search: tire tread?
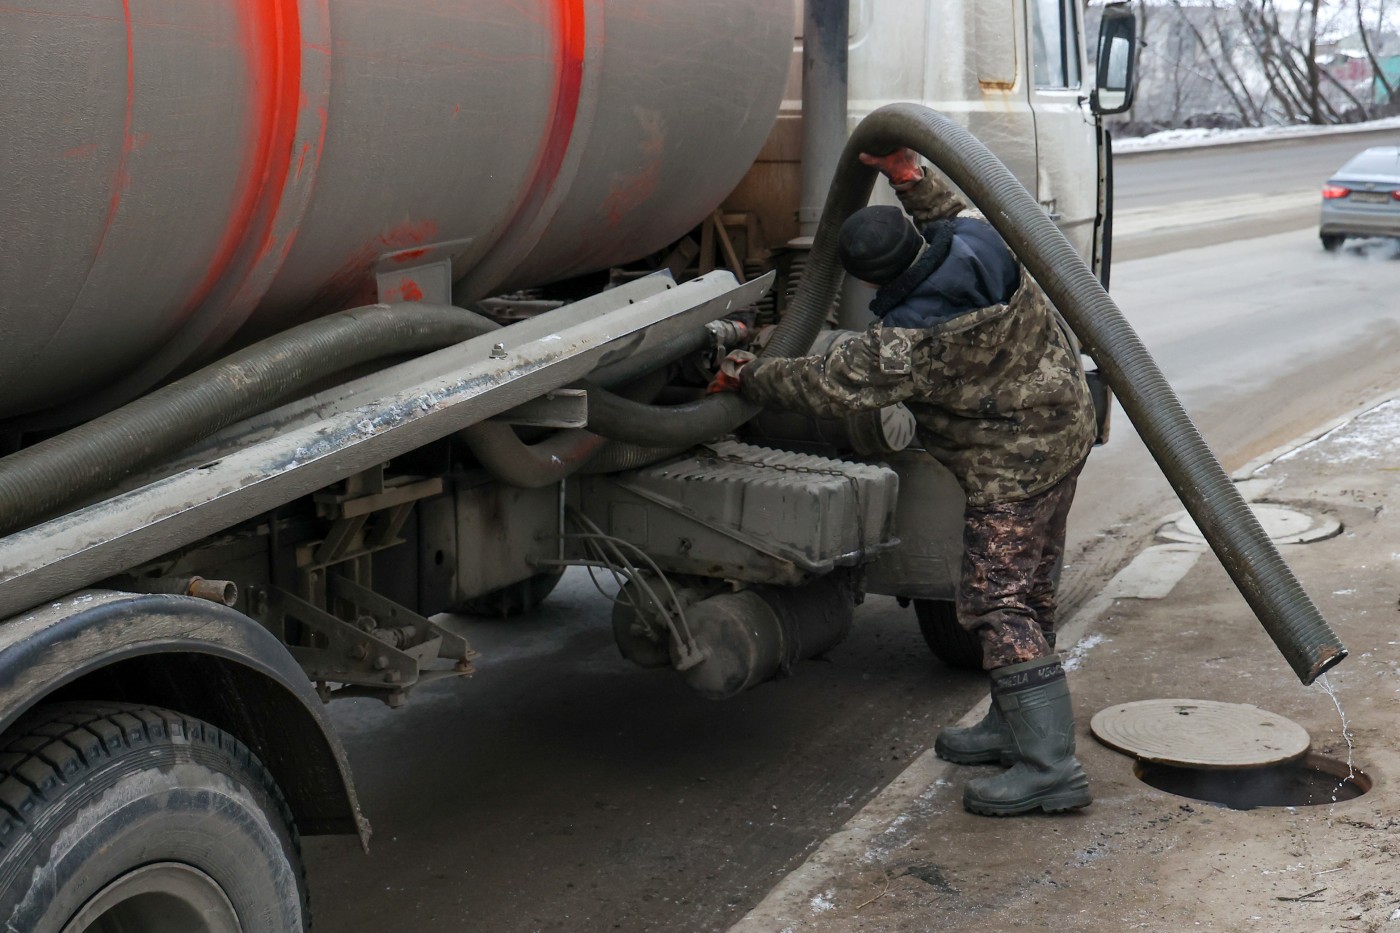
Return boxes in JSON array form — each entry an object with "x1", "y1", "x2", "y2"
[
  {"x1": 0, "y1": 701, "x2": 311, "y2": 930},
  {"x1": 914, "y1": 598, "x2": 984, "y2": 670}
]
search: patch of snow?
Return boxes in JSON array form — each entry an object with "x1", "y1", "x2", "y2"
[
  {"x1": 1269, "y1": 399, "x2": 1400, "y2": 467},
  {"x1": 1063, "y1": 633, "x2": 1110, "y2": 672},
  {"x1": 1115, "y1": 116, "x2": 1400, "y2": 154},
  {"x1": 810, "y1": 890, "x2": 836, "y2": 914}
]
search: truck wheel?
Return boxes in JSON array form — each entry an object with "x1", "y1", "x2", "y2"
[
  {"x1": 914, "y1": 599, "x2": 983, "y2": 671},
  {"x1": 1321, "y1": 235, "x2": 1344, "y2": 252},
  {"x1": 454, "y1": 569, "x2": 564, "y2": 618},
  {"x1": 0, "y1": 703, "x2": 308, "y2": 933}
]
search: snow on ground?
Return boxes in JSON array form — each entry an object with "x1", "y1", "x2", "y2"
[
  {"x1": 1115, "y1": 116, "x2": 1400, "y2": 153},
  {"x1": 1264, "y1": 397, "x2": 1400, "y2": 467},
  {"x1": 1062, "y1": 632, "x2": 1110, "y2": 672}
]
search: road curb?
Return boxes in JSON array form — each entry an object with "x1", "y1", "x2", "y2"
[
  {"x1": 1231, "y1": 388, "x2": 1400, "y2": 481},
  {"x1": 1115, "y1": 120, "x2": 1400, "y2": 159}
]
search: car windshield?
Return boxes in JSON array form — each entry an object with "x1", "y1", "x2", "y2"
[{"x1": 1339, "y1": 149, "x2": 1400, "y2": 177}]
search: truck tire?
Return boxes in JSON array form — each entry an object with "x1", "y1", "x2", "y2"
[
  {"x1": 454, "y1": 569, "x2": 565, "y2": 618},
  {"x1": 914, "y1": 599, "x2": 983, "y2": 671},
  {"x1": 0, "y1": 702, "x2": 308, "y2": 933},
  {"x1": 1321, "y1": 235, "x2": 1344, "y2": 253}
]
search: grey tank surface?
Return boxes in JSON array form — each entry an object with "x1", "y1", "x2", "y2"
[{"x1": 0, "y1": 0, "x2": 791, "y2": 423}]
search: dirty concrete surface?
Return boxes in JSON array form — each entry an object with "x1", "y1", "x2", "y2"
[{"x1": 733, "y1": 395, "x2": 1400, "y2": 933}]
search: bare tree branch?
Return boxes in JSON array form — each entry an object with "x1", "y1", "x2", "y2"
[
  {"x1": 1171, "y1": 0, "x2": 1261, "y2": 125},
  {"x1": 1357, "y1": 0, "x2": 1395, "y2": 103},
  {"x1": 1210, "y1": 6, "x2": 1266, "y2": 123}
]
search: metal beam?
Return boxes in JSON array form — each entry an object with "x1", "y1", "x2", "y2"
[{"x1": 0, "y1": 271, "x2": 772, "y2": 620}]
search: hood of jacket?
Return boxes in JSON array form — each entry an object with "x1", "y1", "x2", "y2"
[{"x1": 870, "y1": 216, "x2": 1019, "y2": 329}]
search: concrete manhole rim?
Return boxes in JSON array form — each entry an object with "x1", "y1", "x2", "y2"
[
  {"x1": 1157, "y1": 502, "x2": 1341, "y2": 546},
  {"x1": 1090, "y1": 698, "x2": 1312, "y2": 770}
]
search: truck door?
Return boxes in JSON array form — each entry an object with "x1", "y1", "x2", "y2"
[{"x1": 1025, "y1": 0, "x2": 1099, "y2": 266}]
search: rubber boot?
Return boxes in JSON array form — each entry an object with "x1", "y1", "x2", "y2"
[
  {"x1": 935, "y1": 630, "x2": 1056, "y2": 766},
  {"x1": 963, "y1": 655, "x2": 1092, "y2": 816},
  {"x1": 934, "y1": 700, "x2": 1013, "y2": 766}
]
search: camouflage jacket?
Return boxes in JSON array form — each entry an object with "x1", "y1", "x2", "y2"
[{"x1": 741, "y1": 171, "x2": 1095, "y2": 506}]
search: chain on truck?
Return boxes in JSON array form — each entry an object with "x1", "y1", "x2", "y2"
[{"x1": 3, "y1": 0, "x2": 1279, "y2": 926}]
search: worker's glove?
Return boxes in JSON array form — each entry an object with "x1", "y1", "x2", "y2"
[
  {"x1": 859, "y1": 149, "x2": 924, "y2": 188},
  {"x1": 706, "y1": 350, "x2": 757, "y2": 395}
]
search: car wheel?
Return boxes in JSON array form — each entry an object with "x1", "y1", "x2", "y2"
[
  {"x1": 1321, "y1": 234, "x2": 1344, "y2": 252},
  {"x1": 914, "y1": 599, "x2": 983, "y2": 670},
  {"x1": 453, "y1": 569, "x2": 565, "y2": 618},
  {"x1": 0, "y1": 703, "x2": 308, "y2": 933}
]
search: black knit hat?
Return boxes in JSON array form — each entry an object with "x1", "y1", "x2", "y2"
[{"x1": 837, "y1": 206, "x2": 924, "y2": 285}]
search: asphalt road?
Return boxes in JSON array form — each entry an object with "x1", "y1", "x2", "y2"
[
  {"x1": 1113, "y1": 128, "x2": 1400, "y2": 260},
  {"x1": 303, "y1": 141, "x2": 1400, "y2": 932},
  {"x1": 1114, "y1": 131, "x2": 1400, "y2": 212}
]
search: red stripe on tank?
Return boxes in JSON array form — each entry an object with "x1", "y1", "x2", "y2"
[
  {"x1": 493, "y1": 0, "x2": 586, "y2": 241},
  {"x1": 93, "y1": 0, "x2": 134, "y2": 258},
  {"x1": 538, "y1": 0, "x2": 586, "y2": 195},
  {"x1": 181, "y1": 0, "x2": 302, "y2": 315}
]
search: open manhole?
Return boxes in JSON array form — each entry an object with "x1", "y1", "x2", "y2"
[
  {"x1": 1091, "y1": 699, "x2": 1371, "y2": 810},
  {"x1": 1135, "y1": 753, "x2": 1370, "y2": 810},
  {"x1": 1158, "y1": 503, "x2": 1339, "y2": 545}
]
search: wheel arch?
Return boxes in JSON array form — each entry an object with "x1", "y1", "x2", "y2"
[{"x1": 0, "y1": 590, "x2": 367, "y2": 845}]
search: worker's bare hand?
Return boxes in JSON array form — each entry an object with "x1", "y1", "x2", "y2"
[
  {"x1": 706, "y1": 350, "x2": 757, "y2": 394},
  {"x1": 859, "y1": 149, "x2": 923, "y2": 187}
]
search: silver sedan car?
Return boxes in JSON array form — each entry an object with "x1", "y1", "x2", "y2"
[{"x1": 1320, "y1": 146, "x2": 1400, "y2": 251}]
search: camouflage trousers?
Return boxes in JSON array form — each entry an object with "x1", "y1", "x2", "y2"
[{"x1": 958, "y1": 459, "x2": 1084, "y2": 670}]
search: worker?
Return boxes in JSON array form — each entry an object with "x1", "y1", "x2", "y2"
[{"x1": 707, "y1": 148, "x2": 1096, "y2": 817}]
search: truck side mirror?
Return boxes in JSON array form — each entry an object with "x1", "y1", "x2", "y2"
[{"x1": 1091, "y1": 4, "x2": 1137, "y2": 115}]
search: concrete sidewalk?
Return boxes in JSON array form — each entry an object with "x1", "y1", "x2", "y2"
[{"x1": 733, "y1": 397, "x2": 1400, "y2": 932}]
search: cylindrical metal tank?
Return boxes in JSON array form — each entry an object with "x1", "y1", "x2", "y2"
[{"x1": 0, "y1": 0, "x2": 791, "y2": 423}]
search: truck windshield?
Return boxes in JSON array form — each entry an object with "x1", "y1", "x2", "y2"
[{"x1": 1031, "y1": 0, "x2": 1081, "y2": 89}]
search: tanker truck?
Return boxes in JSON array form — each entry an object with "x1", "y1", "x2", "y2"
[{"x1": 0, "y1": 0, "x2": 1140, "y2": 926}]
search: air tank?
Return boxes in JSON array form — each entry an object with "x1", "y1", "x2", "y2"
[{"x1": 0, "y1": 0, "x2": 792, "y2": 424}]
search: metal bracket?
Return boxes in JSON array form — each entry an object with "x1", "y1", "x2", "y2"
[
  {"x1": 377, "y1": 260, "x2": 453, "y2": 305},
  {"x1": 374, "y1": 237, "x2": 474, "y2": 305},
  {"x1": 296, "y1": 469, "x2": 446, "y2": 606},
  {"x1": 249, "y1": 579, "x2": 475, "y2": 708},
  {"x1": 490, "y1": 389, "x2": 588, "y2": 429}
]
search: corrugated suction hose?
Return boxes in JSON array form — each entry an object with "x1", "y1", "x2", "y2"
[
  {"x1": 0, "y1": 303, "x2": 500, "y2": 536},
  {"x1": 582, "y1": 102, "x2": 1345, "y2": 684},
  {"x1": 853, "y1": 103, "x2": 1344, "y2": 684}
]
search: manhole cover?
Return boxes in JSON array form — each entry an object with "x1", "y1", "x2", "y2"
[
  {"x1": 1090, "y1": 699, "x2": 1311, "y2": 769},
  {"x1": 1157, "y1": 504, "x2": 1339, "y2": 545}
]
